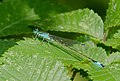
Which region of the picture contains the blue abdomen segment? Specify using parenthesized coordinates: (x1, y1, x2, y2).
(94, 61, 104, 68)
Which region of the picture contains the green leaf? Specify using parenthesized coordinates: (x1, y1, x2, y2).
(72, 41, 107, 65)
(0, 39, 16, 56)
(27, 0, 69, 17)
(46, 8, 104, 40)
(105, 29, 120, 50)
(73, 60, 120, 81)
(113, 30, 120, 38)
(2, 38, 79, 65)
(104, 0, 120, 30)
(2, 37, 119, 81)
(26, 0, 70, 29)
(104, 52, 120, 65)
(73, 58, 120, 81)
(106, 26, 120, 39)
(0, 0, 39, 37)
(105, 38, 120, 50)
(0, 55, 70, 81)
(89, 63, 120, 81)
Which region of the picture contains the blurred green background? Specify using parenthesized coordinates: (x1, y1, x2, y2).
(58, 0, 109, 21)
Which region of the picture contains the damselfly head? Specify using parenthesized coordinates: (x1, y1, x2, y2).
(33, 29, 39, 35)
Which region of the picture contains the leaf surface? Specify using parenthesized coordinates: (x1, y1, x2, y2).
(105, 38, 120, 50)
(72, 41, 107, 65)
(104, 52, 120, 65)
(0, 55, 70, 81)
(0, 39, 16, 56)
(2, 38, 79, 65)
(104, 0, 120, 30)
(89, 63, 120, 81)
(0, 0, 39, 37)
(113, 30, 120, 38)
(46, 9, 104, 39)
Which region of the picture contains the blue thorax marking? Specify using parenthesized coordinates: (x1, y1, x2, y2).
(33, 29, 54, 41)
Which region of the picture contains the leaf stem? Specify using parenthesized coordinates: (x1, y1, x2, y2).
(103, 29, 109, 41)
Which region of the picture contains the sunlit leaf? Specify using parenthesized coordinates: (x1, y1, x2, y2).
(89, 63, 120, 81)
(113, 30, 120, 38)
(0, 55, 70, 81)
(72, 41, 107, 65)
(104, 0, 120, 30)
(46, 8, 104, 40)
(104, 52, 120, 65)
(105, 38, 120, 50)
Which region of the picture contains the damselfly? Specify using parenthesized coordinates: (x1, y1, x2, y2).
(33, 28, 104, 68)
